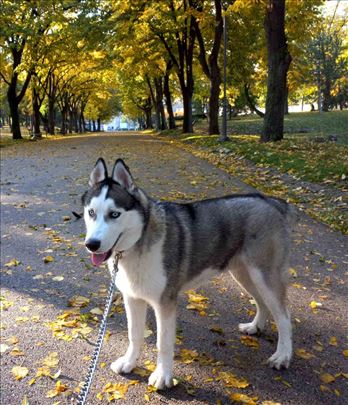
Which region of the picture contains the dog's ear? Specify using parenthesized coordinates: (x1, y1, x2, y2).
(89, 158, 108, 187)
(112, 159, 135, 192)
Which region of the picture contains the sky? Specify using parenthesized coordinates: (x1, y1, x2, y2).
(323, 0, 348, 16)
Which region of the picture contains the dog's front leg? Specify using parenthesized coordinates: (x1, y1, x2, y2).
(111, 294, 147, 374)
(149, 303, 176, 389)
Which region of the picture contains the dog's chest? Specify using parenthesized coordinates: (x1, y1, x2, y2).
(114, 243, 167, 304)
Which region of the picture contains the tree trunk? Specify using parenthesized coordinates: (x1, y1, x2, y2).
(261, 0, 292, 142)
(78, 113, 83, 133)
(284, 85, 289, 114)
(6, 44, 32, 139)
(97, 118, 101, 132)
(48, 98, 55, 135)
(164, 63, 176, 129)
(208, 65, 221, 134)
(144, 108, 153, 129)
(322, 79, 331, 112)
(47, 72, 56, 135)
(39, 112, 49, 133)
(73, 110, 78, 132)
(60, 109, 67, 134)
(191, 0, 223, 135)
(7, 84, 22, 139)
(155, 0, 195, 134)
(32, 88, 41, 137)
(146, 77, 160, 130)
(68, 110, 73, 133)
(244, 84, 265, 117)
(82, 113, 87, 132)
(182, 88, 193, 134)
(155, 78, 167, 130)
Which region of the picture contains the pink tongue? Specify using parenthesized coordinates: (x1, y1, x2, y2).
(91, 252, 108, 266)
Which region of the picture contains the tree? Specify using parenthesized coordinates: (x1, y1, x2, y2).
(190, 0, 225, 135)
(261, 0, 292, 142)
(306, 20, 347, 111)
(144, 0, 197, 133)
(0, 0, 77, 139)
(0, 1, 38, 138)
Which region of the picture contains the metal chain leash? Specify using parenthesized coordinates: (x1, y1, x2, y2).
(76, 253, 122, 405)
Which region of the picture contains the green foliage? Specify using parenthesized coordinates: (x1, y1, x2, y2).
(0, 0, 346, 137)
(192, 110, 348, 185)
(158, 110, 348, 233)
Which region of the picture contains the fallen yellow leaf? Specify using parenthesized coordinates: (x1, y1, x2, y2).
(210, 325, 224, 335)
(68, 295, 90, 308)
(10, 347, 25, 356)
(329, 336, 337, 346)
(240, 335, 260, 349)
(7, 336, 19, 345)
(52, 276, 64, 282)
(229, 392, 258, 404)
(46, 380, 68, 398)
(295, 348, 315, 360)
(22, 395, 29, 405)
(310, 301, 322, 309)
(90, 307, 103, 315)
(44, 255, 54, 263)
(0, 343, 9, 354)
(28, 378, 36, 385)
(288, 267, 297, 277)
(12, 366, 29, 380)
(43, 352, 59, 368)
(179, 348, 199, 364)
(133, 367, 150, 377)
(216, 371, 249, 388)
(320, 373, 335, 384)
(5, 258, 21, 267)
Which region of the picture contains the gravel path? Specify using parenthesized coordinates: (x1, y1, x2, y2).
(1, 132, 347, 404)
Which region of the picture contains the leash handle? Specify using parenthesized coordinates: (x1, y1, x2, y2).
(76, 253, 121, 405)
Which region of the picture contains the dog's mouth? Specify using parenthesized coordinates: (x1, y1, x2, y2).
(90, 233, 123, 267)
(91, 250, 112, 266)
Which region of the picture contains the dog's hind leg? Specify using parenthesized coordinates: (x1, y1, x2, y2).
(247, 265, 292, 370)
(229, 266, 269, 335)
(111, 295, 147, 374)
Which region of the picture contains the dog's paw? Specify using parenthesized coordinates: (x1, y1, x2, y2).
(148, 367, 173, 390)
(110, 356, 136, 374)
(238, 322, 259, 335)
(267, 349, 292, 370)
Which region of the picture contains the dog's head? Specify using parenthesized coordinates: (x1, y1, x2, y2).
(82, 158, 146, 266)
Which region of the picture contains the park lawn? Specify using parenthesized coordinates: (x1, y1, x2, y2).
(179, 134, 347, 188)
(194, 110, 348, 144)
(158, 111, 348, 233)
(171, 110, 348, 188)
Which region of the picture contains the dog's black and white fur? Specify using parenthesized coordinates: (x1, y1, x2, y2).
(82, 158, 295, 389)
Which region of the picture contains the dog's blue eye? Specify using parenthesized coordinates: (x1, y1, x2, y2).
(88, 209, 95, 217)
(110, 211, 121, 219)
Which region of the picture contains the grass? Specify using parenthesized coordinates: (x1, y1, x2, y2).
(167, 110, 348, 187)
(157, 110, 348, 233)
(180, 134, 347, 187)
(194, 110, 348, 145)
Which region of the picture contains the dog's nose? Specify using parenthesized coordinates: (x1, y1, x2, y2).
(85, 239, 101, 252)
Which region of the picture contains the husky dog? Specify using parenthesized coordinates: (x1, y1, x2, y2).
(82, 158, 296, 389)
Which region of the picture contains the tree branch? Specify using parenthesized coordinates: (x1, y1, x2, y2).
(0, 71, 11, 86)
(17, 71, 32, 103)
